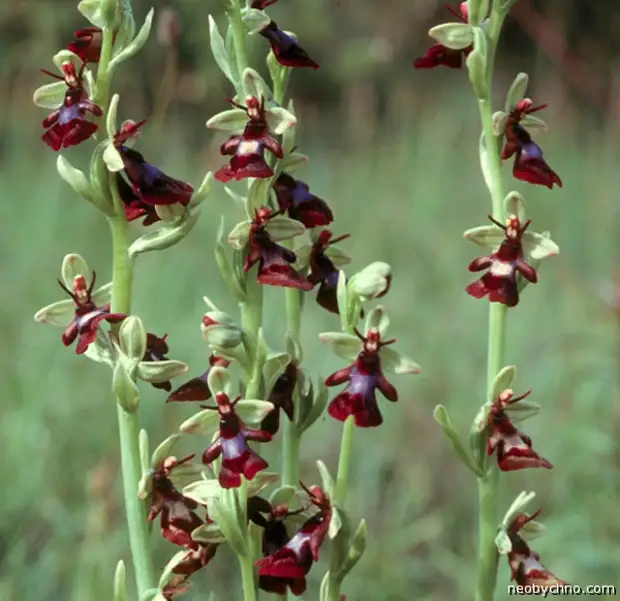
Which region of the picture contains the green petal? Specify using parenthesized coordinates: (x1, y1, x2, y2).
(235, 400, 274, 425)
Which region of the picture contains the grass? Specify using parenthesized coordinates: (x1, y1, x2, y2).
(1, 92, 619, 601)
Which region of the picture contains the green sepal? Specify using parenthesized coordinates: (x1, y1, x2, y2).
(78, 0, 114, 28)
(365, 305, 389, 336)
(225, 24, 239, 86)
(136, 359, 189, 384)
(433, 405, 484, 477)
(492, 110, 508, 136)
(336, 270, 351, 332)
(215, 217, 247, 301)
(91, 141, 112, 199)
(428, 22, 474, 50)
(504, 399, 541, 422)
(155, 204, 187, 223)
(316, 460, 336, 499)
(61, 253, 90, 288)
(189, 171, 213, 208)
(329, 506, 343, 539)
(113, 362, 140, 413)
(179, 408, 219, 435)
(297, 377, 327, 433)
(157, 550, 190, 589)
(279, 151, 309, 173)
(182, 478, 222, 505)
(379, 347, 422, 375)
(33, 81, 66, 109)
(206, 108, 249, 132)
(264, 216, 305, 241)
(318, 332, 360, 362)
(113, 560, 127, 601)
(191, 522, 227, 544)
(103, 142, 124, 172)
(112, 0, 137, 54)
(235, 400, 274, 425)
(504, 191, 527, 221)
(495, 529, 512, 555)
(109, 8, 155, 72)
(209, 15, 236, 86)
(463, 224, 504, 249)
(245, 471, 279, 496)
(242, 68, 271, 104)
(490, 365, 516, 401)
(467, 0, 490, 26)
(520, 114, 547, 130)
(325, 244, 352, 268)
(499, 490, 537, 534)
(241, 7, 271, 34)
(263, 352, 291, 399)
(269, 485, 297, 507)
(504, 72, 529, 113)
(151, 434, 180, 469)
(479, 132, 494, 194)
(57, 155, 112, 215)
(333, 518, 367, 580)
(469, 401, 491, 471)
(202, 324, 245, 352)
(128, 210, 201, 257)
(245, 178, 272, 217)
(522, 231, 559, 260)
(53, 50, 82, 73)
(106, 93, 120, 139)
(119, 315, 147, 360)
(207, 365, 231, 396)
(467, 27, 488, 99)
(265, 106, 297, 135)
(227, 220, 252, 250)
(84, 336, 115, 366)
(33, 299, 75, 327)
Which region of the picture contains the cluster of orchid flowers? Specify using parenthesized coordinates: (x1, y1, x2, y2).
(417, 1, 566, 590)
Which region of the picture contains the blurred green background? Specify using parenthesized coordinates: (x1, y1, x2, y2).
(1, 0, 619, 600)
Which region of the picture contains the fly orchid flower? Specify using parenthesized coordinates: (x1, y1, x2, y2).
(67, 27, 104, 63)
(201, 391, 273, 488)
(40, 62, 102, 151)
(258, 21, 319, 70)
(214, 97, 283, 182)
(506, 511, 567, 586)
(320, 307, 421, 427)
(501, 99, 562, 189)
(255, 485, 331, 596)
(167, 355, 231, 403)
(486, 389, 552, 471)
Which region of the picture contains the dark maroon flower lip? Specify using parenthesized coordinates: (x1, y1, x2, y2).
(215, 97, 283, 183)
(486, 389, 552, 471)
(167, 355, 231, 403)
(466, 215, 537, 308)
(67, 27, 104, 63)
(259, 21, 319, 70)
(308, 230, 350, 315)
(142, 333, 173, 392)
(57, 272, 126, 354)
(256, 485, 331, 596)
(116, 174, 161, 226)
(40, 63, 102, 151)
(325, 328, 398, 427)
(262, 361, 298, 435)
(251, 0, 278, 7)
(273, 173, 334, 228)
(245, 207, 314, 291)
(501, 100, 562, 189)
(201, 392, 272, 488)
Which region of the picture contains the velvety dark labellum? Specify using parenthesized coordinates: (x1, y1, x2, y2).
(466, 215, 537, 307)
(325, 328, 398, 427)
(273, 173, 333, 228)
(118, 146, 194, 206)
(262, 361, 297, 435)
(259, 21, 319, 70)
(142, 333, 173, 392)
(167, 355, 231, 403)
(67, 27, 103, 63)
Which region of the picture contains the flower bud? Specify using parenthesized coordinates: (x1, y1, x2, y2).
(201, 313, 243, 349)
(119, 315, 147, 360)
(351, 261, 392, 300)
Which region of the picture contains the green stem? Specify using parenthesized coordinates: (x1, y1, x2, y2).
(109, 209, 156, 597)
(228, 0, 249, 95)
(474, 8, 510, 601)
(238, 553, 258, 601)
(93, 27, 115, 135)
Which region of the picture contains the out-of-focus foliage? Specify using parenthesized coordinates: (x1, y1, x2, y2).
(1, 1, 619, 601)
